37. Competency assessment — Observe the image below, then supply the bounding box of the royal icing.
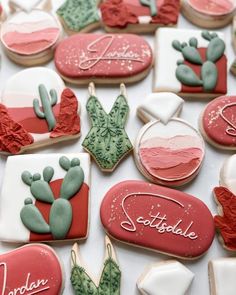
[0,244,63,295]
[100,180,215,259]
[135,93,205,186]
[9,0,50,12]
[137,261,194,295]
[219,155,236,195]
[0,153,90,243]
[82,83,133,171]
[1,10,61,56]
[54,34,153,84]
[188,0,235,16]
[154,28,227,96]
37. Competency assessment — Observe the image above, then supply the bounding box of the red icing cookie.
[0,244,63,295]
[54,34,153,85]
[100,180,215,259]
[200,96,236,150]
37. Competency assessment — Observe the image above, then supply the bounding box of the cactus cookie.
[0,153,90,243]
[154,28,227,99]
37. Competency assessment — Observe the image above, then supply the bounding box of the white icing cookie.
[137,260,194,295]
[219,154,236,195]
[9,0,51,12]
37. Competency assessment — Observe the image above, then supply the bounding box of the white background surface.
[0,1,235,294]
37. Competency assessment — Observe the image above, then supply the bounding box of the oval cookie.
[54,33,153,85]
[100,180,215,259]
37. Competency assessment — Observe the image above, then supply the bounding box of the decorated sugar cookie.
[100,180,215,259]
[134,92,205,187]
[0,153,90,243]
[57,0,100,35]
[181,0,236,29]
[0,244,64,295]
[209,258,236,295]
[230,16,236,76]
[71,236,121,295]
[0,68,80,155]
[154,28,227,99]
[82,83,133,172]
[1,10,62,66]
[54,33,153,85]
[137,260,194,295]
[200,96,236,150]
[100,0,180,33]
[9,0,52,12]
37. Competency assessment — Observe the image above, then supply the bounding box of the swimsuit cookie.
[100,180,215,259]
[209,258,236,295]
[137,260,194,295]
[57,0,100,34]
[100,0,180,34]
[0,244,64,295]
[181,0,236,29]
[200,96,236,150]
[71,236,121,295]
[54,33,153,85]
[0,153,90,243]
[0,67,80,155]
[153,28,227,99]
[1,10,62,66]
[82,83,133,172]
[134,92,205,187]
[9,0,52,12]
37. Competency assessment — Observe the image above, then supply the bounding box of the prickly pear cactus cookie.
[57,0,100,35]
[0,68,80,155]
[0,153,90,243]
[9,0,52,12]
[154,28,227,99]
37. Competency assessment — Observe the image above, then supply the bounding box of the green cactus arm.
[206,37,225,63]
[30,180,55,203]
[202,31,212,41]
[172,40,182,52]
[50,89,58,106]
[59,156,71,171]
[139,0,157,16]
[182,46,202,65]
[21,171,33,186]
[189,37,198,48]
[201,61,218,91]
[176,64,203,86]
[43,166,54,182]
[33,99,45,118]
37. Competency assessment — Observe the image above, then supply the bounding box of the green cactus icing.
[57,0,100,32]
[20,156,84,240]
[230,59,236,76]
[201,61,218,91]
[176,64,203,86]
[33,84,58,132]
[139,0,157,16]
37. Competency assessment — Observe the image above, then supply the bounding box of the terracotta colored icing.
[54,34,153,80]
[0,244,63,295]
[188,0,235,16]
[202,96,236,148]
[100,180,215,258]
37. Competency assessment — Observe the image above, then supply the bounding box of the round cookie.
[1,10,62,66]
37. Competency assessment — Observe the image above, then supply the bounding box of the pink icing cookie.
[188,0,235,16]
[54,33,153,85]
[200,96,236,150]
[100,180,215,259]
[0,244,63,295]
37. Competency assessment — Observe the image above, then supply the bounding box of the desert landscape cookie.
[137,260,194,295]
[82,83,133,172]
[0,153,90,243]
[100,180,215,259]
[54,33,153,85]
[100,0,180,33]
[200,96,236,150]
[1,10,62,66]
[0,243,64,295]
[71,236,121,295]
[181,0,236,29]
[154,28,227,98]
[9,0,52,12]
[57,0,100,34]
[0,67,80,155]
[134,92,205,187]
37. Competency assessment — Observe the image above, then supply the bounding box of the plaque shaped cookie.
[0,67,80,155]
[154,28,227,99]
[134,92,205,187]
[0,244,64,295]
[100,0,180,33]
[54,33,153,85]
[0,153,90,243]
[100,180,215,259]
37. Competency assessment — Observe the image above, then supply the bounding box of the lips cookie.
[1,10,62,66]
[100,180,215,259]
[9,0,52,12]
[0,244,63,295]
[100,0,180,33]
[200,96,236,150]
[134,92,205,187]
[0,153,90,243]
[153,28,227,99]
[54,33,153,85]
